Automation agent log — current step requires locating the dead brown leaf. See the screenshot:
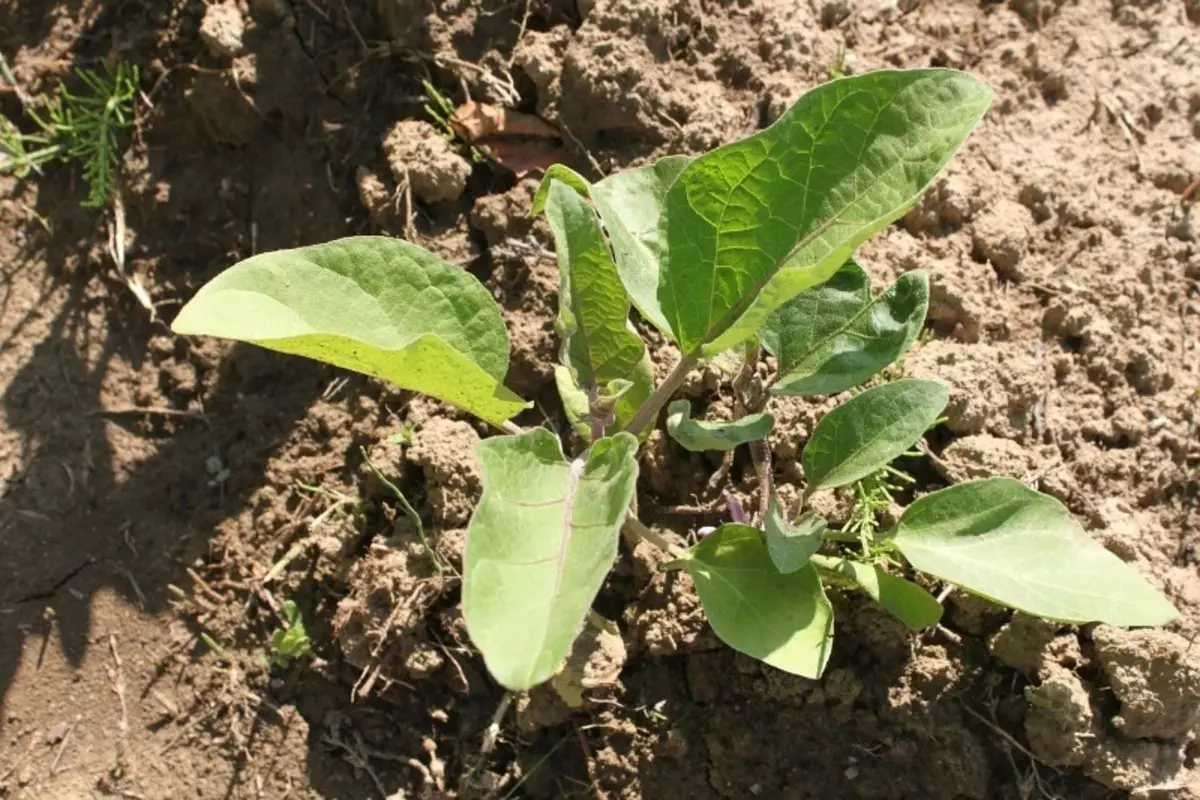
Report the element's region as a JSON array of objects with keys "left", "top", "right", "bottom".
[{"left": 448, "top": 101, "right": 564, "bottom": 177}]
